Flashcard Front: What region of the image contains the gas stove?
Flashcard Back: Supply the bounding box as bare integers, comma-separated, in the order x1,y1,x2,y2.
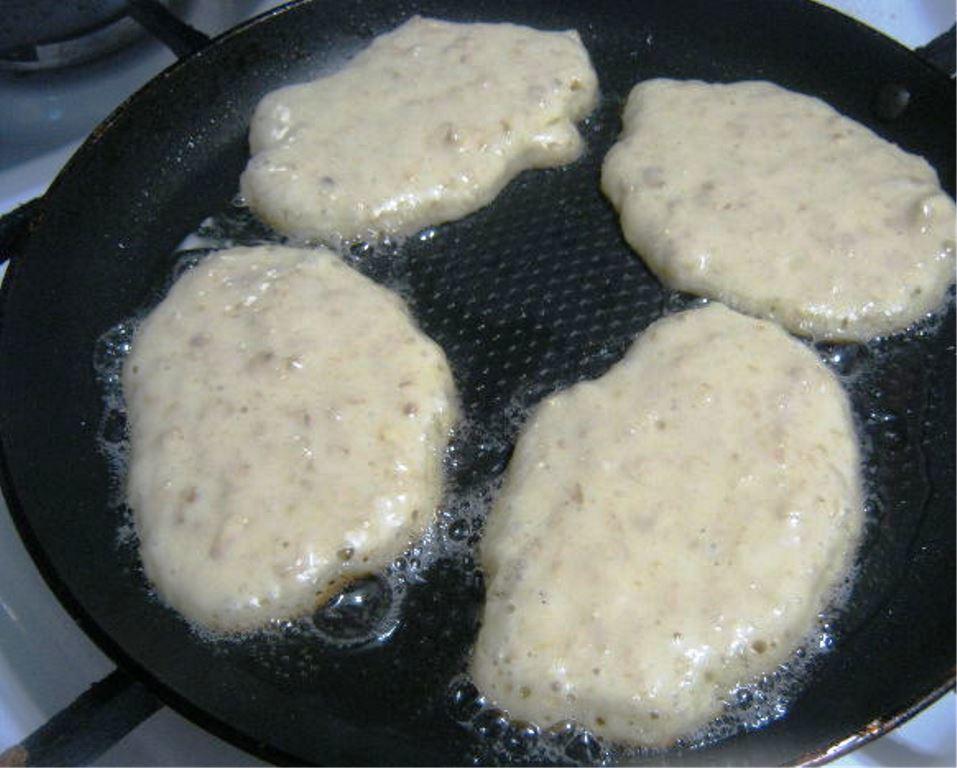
0,1,953,764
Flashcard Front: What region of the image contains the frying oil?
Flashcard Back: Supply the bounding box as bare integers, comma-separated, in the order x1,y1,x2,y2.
91,194,947,762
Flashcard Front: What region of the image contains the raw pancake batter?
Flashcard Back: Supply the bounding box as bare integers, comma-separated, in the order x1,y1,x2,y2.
471,304,863,746
241,16,598,242
123,245,458,631
601,79,956,341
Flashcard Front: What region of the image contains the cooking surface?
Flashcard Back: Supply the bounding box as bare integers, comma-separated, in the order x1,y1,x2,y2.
0,1,953,765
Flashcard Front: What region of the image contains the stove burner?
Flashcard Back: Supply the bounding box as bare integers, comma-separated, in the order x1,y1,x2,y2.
0,0,179,71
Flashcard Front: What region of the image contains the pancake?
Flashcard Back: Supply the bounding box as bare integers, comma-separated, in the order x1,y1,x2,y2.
601,79,956,341
123,245,458,631
241,16,598,242
471,303,863,746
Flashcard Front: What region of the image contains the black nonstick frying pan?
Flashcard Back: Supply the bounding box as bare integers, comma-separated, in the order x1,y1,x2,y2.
0,0,954,764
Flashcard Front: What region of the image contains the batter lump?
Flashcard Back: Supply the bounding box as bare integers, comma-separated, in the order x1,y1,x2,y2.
123,245,459,631
472,304,863,746
241,16,598,242
602,79,956,341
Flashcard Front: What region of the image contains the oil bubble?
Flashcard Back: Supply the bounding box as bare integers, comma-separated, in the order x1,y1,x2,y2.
311,575,399,648
448,677,484,723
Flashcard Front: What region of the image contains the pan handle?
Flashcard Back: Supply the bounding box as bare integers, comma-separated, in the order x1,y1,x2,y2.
0,198,42,267
915,24,956,78
0,669,160,767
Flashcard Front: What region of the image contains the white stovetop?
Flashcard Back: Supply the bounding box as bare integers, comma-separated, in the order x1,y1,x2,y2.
0,1,953,765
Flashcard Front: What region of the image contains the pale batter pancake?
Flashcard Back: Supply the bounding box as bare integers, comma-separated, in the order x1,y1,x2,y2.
123,245,458,631
241,16,598,242
471,303,862,746
601,79,956,341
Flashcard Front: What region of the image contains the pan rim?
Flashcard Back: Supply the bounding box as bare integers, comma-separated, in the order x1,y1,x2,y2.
0,0,953,764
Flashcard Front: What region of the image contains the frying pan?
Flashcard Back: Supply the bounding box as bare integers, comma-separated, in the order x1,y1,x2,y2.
0,0,954,764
